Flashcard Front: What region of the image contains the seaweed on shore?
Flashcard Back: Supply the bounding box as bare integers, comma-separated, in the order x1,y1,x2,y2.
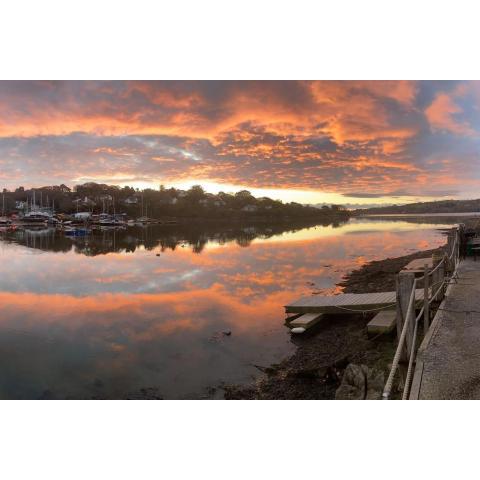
223,245,446,400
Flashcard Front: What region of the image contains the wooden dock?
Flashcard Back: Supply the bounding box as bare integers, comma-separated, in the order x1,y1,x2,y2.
285,289,425,314
401,257,432,274
367,310,397,335
287,313,324,333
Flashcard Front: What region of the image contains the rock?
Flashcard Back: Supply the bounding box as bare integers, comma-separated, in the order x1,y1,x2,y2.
335,364,366,399
335,364,385,400
333,355,350,370
365,368,385,399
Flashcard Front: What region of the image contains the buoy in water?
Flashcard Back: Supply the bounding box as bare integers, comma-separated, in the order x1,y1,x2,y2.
291,327,306,334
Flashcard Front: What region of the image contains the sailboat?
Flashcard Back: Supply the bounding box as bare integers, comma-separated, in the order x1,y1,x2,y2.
0,193,11,225
98,197,125,226
136,194,152,224
22,190,53,223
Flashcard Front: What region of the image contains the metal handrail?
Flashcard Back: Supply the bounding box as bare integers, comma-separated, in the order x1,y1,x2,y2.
382,228,460,400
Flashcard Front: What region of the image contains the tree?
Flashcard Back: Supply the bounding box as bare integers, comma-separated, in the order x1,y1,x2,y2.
186,185,206,202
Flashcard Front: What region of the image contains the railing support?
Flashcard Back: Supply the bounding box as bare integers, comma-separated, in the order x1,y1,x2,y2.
396,272,415,361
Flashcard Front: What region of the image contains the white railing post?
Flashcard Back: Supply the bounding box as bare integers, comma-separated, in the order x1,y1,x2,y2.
423,263,430,334
396,272,415,361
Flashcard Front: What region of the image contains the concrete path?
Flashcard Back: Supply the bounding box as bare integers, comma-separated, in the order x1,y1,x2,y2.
412,259,480,399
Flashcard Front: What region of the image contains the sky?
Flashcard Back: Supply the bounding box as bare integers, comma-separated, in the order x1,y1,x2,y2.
0,80,480,206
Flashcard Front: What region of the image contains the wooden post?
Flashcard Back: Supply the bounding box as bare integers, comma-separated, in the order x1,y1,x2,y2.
396,272,415,362
431,252,441,304
447,232,454,274
423,264,430,334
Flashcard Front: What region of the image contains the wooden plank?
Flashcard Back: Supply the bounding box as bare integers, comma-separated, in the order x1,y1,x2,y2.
367,310,396,335
289,313,324,329
285,289,424,314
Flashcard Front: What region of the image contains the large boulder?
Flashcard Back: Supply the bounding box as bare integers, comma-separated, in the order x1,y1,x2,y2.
335,364,384,400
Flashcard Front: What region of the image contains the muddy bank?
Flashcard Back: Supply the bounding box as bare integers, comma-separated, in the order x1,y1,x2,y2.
337,246,445,294
224,245,446,400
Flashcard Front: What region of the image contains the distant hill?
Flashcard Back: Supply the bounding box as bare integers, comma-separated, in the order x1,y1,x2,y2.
354,199,480,215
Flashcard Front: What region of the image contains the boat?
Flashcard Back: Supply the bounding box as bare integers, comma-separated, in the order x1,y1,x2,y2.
99,216,126,227
0,193,11,225
22,192,54,223
22,211,51,223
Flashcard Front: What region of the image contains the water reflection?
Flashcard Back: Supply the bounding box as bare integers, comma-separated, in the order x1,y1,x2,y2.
0,218,453,399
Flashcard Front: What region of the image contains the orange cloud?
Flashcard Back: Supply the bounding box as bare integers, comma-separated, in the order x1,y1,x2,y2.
425,92,472,135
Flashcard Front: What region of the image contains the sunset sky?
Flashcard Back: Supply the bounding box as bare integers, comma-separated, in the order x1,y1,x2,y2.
1,80,479,206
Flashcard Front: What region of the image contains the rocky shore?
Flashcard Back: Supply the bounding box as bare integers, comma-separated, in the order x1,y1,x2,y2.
224,245,446,400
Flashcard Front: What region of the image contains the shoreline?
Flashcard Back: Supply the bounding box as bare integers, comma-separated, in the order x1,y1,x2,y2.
223,244,446,400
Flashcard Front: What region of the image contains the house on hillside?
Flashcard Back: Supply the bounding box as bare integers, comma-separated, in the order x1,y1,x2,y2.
98,194,113,202
242,204,258,213
73,197,96,208
124,196,138,205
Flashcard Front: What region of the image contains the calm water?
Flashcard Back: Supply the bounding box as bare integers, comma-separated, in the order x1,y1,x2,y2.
0,218,455,399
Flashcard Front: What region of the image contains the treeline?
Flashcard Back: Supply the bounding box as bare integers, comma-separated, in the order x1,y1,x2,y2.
1,219,349,256
355,199,480,215
1,183,350,220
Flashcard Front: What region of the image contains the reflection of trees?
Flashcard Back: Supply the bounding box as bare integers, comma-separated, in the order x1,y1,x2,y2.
0,218,349,255
235,231,256,248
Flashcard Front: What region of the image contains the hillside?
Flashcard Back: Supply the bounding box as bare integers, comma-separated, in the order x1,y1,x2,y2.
1,182,351,222
355,198,480,215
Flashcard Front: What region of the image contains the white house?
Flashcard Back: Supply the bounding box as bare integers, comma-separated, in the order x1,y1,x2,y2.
241,204,258,212
73,196,96,207
124,196,138,205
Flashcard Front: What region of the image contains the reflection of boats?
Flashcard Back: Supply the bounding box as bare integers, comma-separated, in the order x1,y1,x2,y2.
136,216,150,225
100,218,126,226
64,227,90,237
136,216,161,225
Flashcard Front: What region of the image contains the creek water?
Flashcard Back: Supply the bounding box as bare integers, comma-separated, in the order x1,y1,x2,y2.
0,217,457,398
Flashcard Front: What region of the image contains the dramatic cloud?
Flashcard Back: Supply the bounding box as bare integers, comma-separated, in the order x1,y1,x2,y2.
1,80,480,203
